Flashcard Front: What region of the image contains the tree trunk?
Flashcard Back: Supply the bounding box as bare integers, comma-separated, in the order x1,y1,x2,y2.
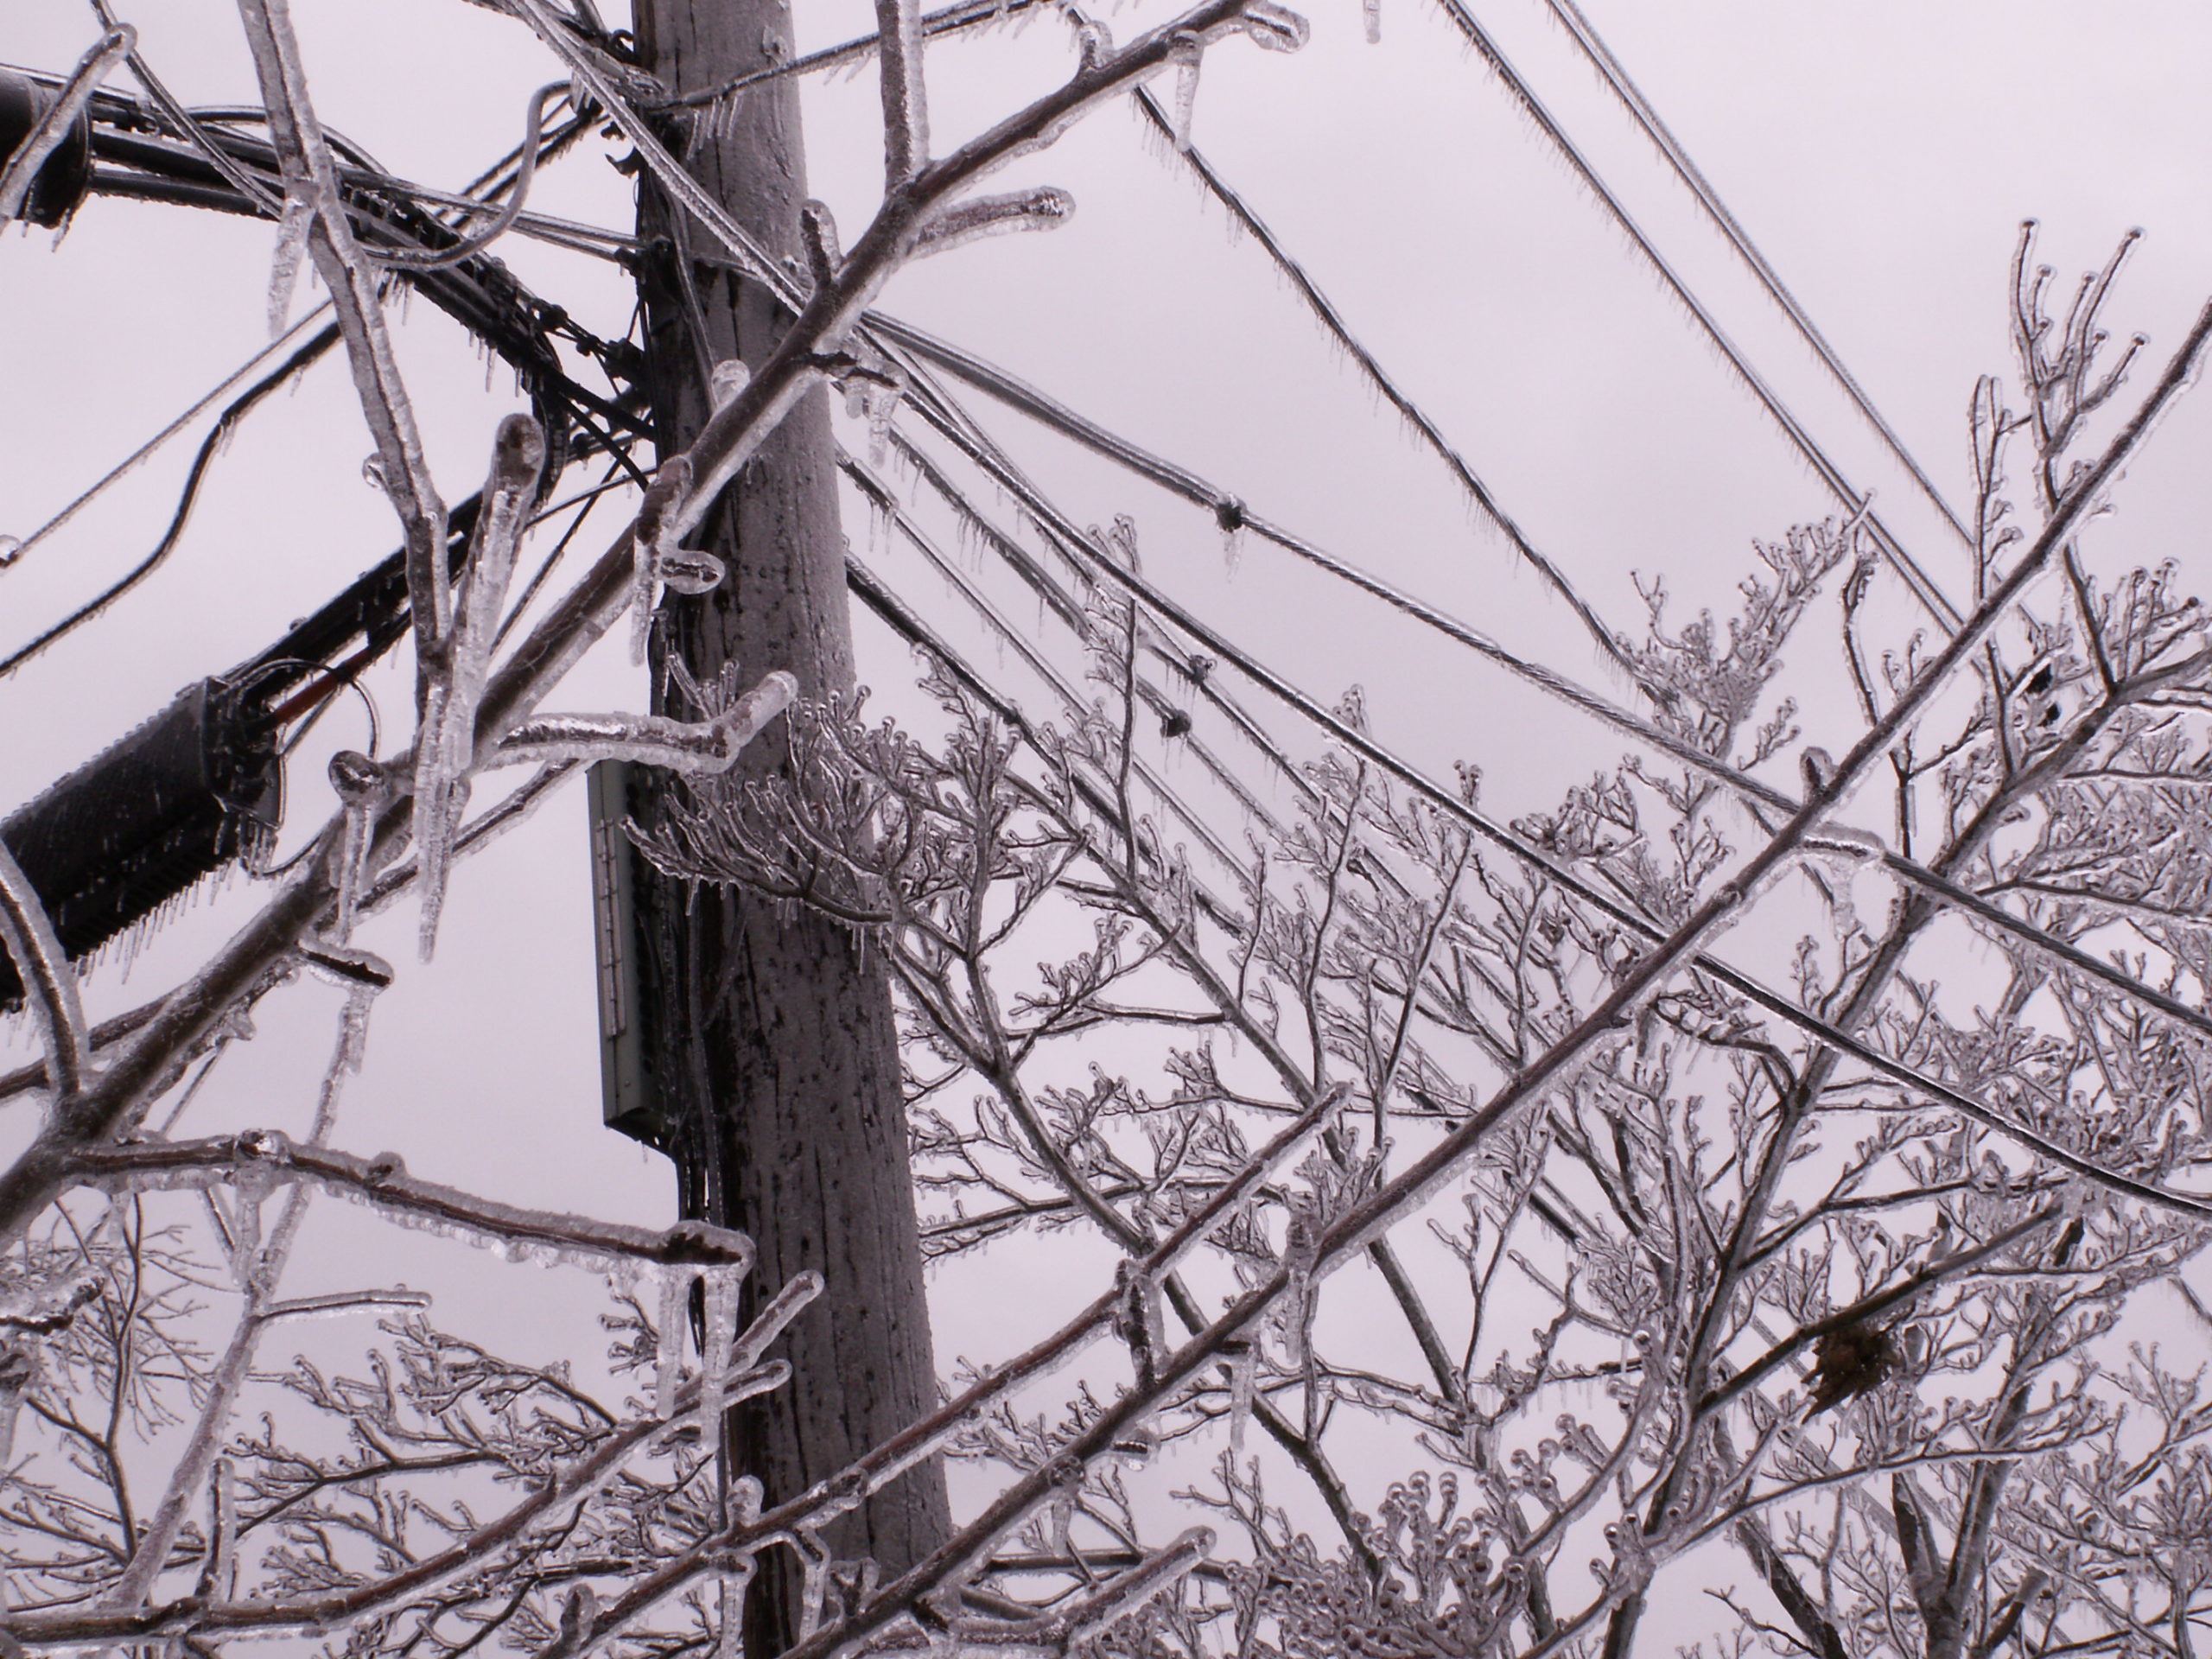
626,3,950,1650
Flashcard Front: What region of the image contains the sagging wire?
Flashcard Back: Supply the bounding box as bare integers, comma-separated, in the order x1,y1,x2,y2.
372,82,569,271
0,322,343,681
1125,86,1638,684
0,302,334,577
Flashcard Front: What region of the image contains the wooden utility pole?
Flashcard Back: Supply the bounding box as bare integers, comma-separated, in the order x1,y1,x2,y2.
624,2,950,1649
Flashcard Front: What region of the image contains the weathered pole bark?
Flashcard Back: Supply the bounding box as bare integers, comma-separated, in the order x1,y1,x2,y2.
626,2,950,1649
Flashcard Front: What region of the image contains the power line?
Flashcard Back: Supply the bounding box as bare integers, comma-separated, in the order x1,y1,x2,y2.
1428,0,1965,632
1537,0,1974,547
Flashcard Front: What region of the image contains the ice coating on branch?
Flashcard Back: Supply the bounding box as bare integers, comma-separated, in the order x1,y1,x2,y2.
267,191,313,338
1065,1528,1214,1648
732,1268,823,1370
493,673,797,772
415,415,547,958
910,188,1076,261
655,1263,690,1421
1166,36,1202,151
0,537,21,568
698,1265,739,1467
1113,1257,1166,1386
1277,1192,1320,1368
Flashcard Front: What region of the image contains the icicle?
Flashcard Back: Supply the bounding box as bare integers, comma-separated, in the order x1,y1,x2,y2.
1222,1337,1255,1452
413,414,545,957
1049,1481,1077,1560
655,1263,691,1421
715,1560,752,1659
796,1537,830,1640
698,1264,739,1467
362,453,389,493
1215,497,1246,571
267,192,313,338
866,380,902,466
326,749,387,944
1166,35,1203,151
0,536,21,567
1363,0,1381,42
632,457,694,667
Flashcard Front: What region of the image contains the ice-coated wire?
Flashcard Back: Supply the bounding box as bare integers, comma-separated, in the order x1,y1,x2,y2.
1538,0,1972,548
840,449,1280,877
879,378,1338,826
1427,0,1965,632
0,303,333,578
878,315,2212,1036
842,555,1265,954
1125,90,1636,679
883,319,2212,1220
89,0,285,214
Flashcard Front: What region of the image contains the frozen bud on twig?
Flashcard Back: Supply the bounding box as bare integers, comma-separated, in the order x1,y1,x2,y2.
658,548,728,596
912,186,1076,260
656,1217,754,1268
709,357,751,410
327,749,389,807
1075,15,1113,68
1241,0,1310,50
799,199,841,289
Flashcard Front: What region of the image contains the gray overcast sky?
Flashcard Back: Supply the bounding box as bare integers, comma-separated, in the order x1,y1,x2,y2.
5,0,2212,1559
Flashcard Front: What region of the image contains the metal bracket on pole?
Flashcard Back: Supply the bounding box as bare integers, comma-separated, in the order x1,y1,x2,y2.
587,759,668,1147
